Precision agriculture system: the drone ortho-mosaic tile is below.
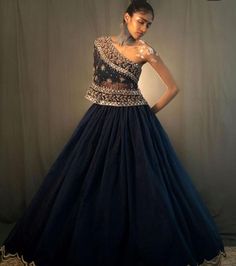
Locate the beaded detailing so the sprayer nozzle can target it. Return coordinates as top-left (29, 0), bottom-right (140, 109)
top-left (84, 35), bottom-right (149, 106)
top-left (0, 245), bottom-right (226, 265)
top-left (189, 250), bottom-right (226, 266)
top-left (94, 36), bottom-right (142, 84)
top-left (84, 82), bottom-right (148, 106)
top-left (0, 245), bottom-right (36, 266)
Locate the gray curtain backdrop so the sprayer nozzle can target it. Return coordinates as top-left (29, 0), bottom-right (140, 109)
top-left (0, 0), bottom-right (235, 245)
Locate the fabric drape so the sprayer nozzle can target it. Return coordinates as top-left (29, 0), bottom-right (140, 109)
top-left (0, 0), bottom-right (235, 244)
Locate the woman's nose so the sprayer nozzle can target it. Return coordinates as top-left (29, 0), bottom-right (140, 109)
top-left (141, 25), bottom-right (148, 33)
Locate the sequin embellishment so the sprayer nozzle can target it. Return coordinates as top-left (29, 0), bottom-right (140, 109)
top-left (84, 36), bottom-right (149, 107)
top-left (94, 36), bottom-right (142, 84)
top-left (85, 82), bottom-right (148, 106)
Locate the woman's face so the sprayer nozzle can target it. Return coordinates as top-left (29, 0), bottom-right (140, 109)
top-left (124, 11), bottom-right (153, 39)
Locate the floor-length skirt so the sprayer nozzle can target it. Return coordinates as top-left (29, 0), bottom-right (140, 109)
top-left (0, 103), bottom-right (225, 266)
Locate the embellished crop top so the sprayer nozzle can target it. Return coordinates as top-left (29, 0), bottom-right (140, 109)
top-left (84, 36), bottom-right (158, 107)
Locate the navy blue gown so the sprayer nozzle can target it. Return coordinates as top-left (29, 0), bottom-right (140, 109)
top-left (0, 36), bottom-right (225, 266)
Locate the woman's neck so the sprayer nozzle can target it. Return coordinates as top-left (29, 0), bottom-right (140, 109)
top-left (115, 23), bottom-right (136, 46)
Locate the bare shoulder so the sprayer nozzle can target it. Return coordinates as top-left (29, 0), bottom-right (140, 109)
top-left (135, 39), bottom-right (160, 65)
top-left (137, 39), bottom-right (158, 56)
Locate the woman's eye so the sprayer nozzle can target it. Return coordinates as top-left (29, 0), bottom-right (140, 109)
top-left (138, 20), bottom-right (144, 24)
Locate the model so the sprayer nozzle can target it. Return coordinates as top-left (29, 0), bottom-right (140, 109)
top-left (0, 0), bottom-right (226, 265)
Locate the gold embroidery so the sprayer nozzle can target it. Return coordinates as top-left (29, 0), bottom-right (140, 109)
top-left (0, 245), bottom-right (36, 266)
top-left (188, 250), bottom-right (226, 266)
top-left (0, 245), bottom-right (226, 265)
top-left (84, 36), bottom-right (150, 106)
top-left (84, 82), bottom-right (148, 106)
top-left (94, 36), bottom-right (142, 84)
top-left (100, 64), bottom-right (106, 71)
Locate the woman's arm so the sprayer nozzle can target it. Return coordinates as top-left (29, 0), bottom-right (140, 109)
top-left (142, 45), bottom-right (180, 114)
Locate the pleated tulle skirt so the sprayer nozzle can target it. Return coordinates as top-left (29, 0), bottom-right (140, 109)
top-left (0, 103), bottom-right (225, 266)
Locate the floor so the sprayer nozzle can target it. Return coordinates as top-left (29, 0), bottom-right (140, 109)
top-left (222, 246), bottom-right (236, 265)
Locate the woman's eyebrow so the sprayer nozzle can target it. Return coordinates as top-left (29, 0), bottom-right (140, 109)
top-left (138, 17), bottom-right (152, 24)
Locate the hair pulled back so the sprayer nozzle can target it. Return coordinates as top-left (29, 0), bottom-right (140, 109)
top-left (123, 0), bottom-right (154, 23)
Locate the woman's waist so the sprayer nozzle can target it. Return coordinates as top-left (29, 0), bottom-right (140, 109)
top-left (89, 81), bottom-right (141, 94)
top-left (84, 81), bottom-right (148, 106)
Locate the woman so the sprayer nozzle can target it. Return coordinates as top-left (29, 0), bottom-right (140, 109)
top-left (0, 0), bottom-right (226, 265)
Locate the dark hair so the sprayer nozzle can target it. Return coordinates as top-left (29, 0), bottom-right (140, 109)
top-left (123, 0), bottom-right (154, 23)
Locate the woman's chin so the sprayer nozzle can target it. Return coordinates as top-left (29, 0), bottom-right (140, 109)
top-left (132, 35), bottom-right (140, 40)
top-left (129, 32), bottom-right (143, 41)
top-left (135, 33), bottom-right (143, 39)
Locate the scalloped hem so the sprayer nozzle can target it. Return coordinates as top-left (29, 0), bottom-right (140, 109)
top-left (190, 250), bottom-right (226, 266)
top-left (0, 245), bottom-right (36, 266)
top-left (0, 245), bottom-right (226, 266)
